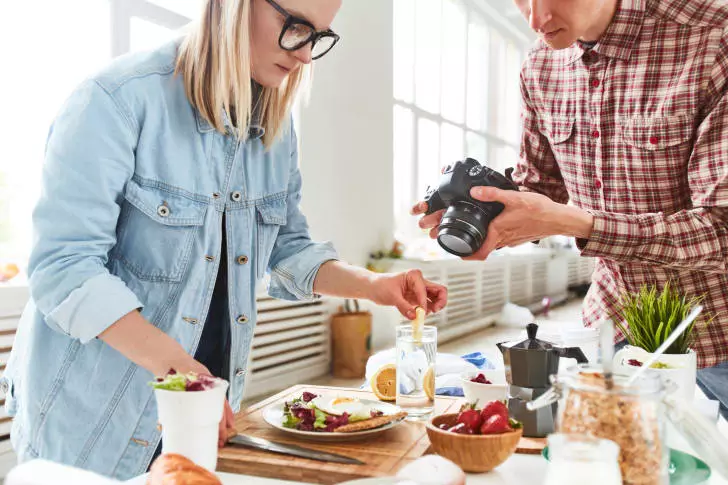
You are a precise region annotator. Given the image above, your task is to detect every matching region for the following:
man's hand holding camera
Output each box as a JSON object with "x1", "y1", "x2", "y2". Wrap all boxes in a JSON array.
[{"x1": 411, "y1": 160, "x2": 595, "y2": 261}]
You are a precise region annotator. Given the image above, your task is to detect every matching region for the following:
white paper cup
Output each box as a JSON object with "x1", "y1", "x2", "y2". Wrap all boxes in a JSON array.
[{"x1": 154, "y1": 380, "x2": 229, "y2": 472}]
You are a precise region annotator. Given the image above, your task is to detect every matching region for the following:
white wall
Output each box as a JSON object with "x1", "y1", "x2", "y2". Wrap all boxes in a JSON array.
[{"x1": 298, "y1": 0, "x2": 394, "y2": 268}]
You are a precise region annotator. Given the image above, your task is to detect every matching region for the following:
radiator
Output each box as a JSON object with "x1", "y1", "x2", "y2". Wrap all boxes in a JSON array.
[{"x1": 243, "y1": 292, "x2": 335, "y2": 400}]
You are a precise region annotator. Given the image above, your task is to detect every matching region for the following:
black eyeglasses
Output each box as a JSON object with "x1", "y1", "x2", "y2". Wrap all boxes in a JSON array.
[{"x1": 264, "y1": 0, "x2": 340, "y2": 60}]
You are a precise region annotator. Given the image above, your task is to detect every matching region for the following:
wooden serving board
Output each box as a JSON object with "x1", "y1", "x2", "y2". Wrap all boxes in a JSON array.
[
  {"x1": 515, "y1": 436, "x2": 547, "y2": 455},
  {"x1": 217, "y1": 385, "x2": 462, "y2": 484}
]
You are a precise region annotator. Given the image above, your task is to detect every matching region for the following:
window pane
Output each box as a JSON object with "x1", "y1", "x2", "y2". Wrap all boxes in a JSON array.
[
  {"x1": 466, "y1": 132, "x2": 488, "y2": 165},
  {"x1": 0, "y1": 0, "x2": 111, "y2": 268},
  {"x1": 415, "y1": 0, "x2": 442, "y2": 114},
  {"x1": 394, "y1": 106, "x2": 415, "y2": 236},
  {"x1": 394, "y1": 0, "x2": 415, "y2": 103},
  {"x1": 417, "y1": 118, "x2": 441, "y2": 198},
  {"x1": 499, "y1": 41, "x2": 523, "y2": 144},
  {"x1": 130, "y1": 16, "x2": 176, "y2": 52},
  {"x1": 145, "y1": 0, "x2": 204, "y2": 19},
  {"x1": 440, "y1": 123, "x2": 464, "y2": 169},
  {"x1": 490, "y1": 143, "x2": 519, "y2": 173},
  {"x1": 466, "y1": 15, "x2": 489, "y2": 131},
  {"x1": 491, "y1": 29, "x2": 508, "y2": 140},
  {"x1": 441, "y1": 0, "x2": 466, "y2": 123}
]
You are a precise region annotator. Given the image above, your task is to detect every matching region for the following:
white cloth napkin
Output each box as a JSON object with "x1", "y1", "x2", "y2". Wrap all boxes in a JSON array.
[{"x1": 365, "y1": 350, "x2": 495, "y2": 395}]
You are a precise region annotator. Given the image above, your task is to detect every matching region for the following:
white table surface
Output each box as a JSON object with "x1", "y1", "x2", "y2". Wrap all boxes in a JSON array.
[{"x1": 126, "y1": 389, "x2": 728, "y2": 485}]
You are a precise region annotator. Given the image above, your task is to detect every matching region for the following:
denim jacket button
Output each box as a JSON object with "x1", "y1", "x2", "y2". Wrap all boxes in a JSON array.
[
  {"x1": 237, "y1": 255, "x2": 249, "y2": 265},
  {"x1": 231, "y1": 191, "x2": 242, "y2": 202},
  {"x1": 157, "y1": 205, "x2": 170, "y2": 217},
  {"x1": 235, "y1": 368, "x2": 246, "y2": 377},
  {"x1": 236, "y1": 315, "x2": 248, "y2": 324}
]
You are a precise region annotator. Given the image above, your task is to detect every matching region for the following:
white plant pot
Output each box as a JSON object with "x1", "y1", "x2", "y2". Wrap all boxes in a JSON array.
[{"x1": 613, "y1": 345, "x2": 697, "y2": 402}]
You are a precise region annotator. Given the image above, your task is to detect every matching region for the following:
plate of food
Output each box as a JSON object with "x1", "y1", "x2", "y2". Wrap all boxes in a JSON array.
[{"x1": 263, "y1": 391, "x2": 409, "y2": 442}]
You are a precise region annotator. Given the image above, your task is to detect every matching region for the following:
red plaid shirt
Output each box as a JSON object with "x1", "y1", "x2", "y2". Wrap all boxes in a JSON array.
[{"x1": 514, "y1": 0, "x2": 728, "y2": 368}]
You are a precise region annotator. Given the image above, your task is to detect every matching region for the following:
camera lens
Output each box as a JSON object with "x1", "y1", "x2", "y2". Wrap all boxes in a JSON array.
[{"x1": 437, "y1": 203, "x2": 492, "y2": 256}]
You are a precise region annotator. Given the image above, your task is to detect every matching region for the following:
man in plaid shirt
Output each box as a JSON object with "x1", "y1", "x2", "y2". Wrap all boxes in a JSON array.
[{"x1": 415, "y1": 0, "x2": 728, "y2": 418}]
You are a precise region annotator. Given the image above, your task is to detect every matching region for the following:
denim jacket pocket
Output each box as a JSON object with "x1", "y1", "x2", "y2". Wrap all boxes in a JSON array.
[
  {"x1": 113, "y1": 180, "x2": 208, "y2": 282},
  {"x1": 255, "y1": 200, "x2": 287, "y2": 280}
]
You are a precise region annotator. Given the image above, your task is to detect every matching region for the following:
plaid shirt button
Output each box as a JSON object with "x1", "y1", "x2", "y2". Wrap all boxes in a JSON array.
[
  {"x1": 649, "y1": 136, "x2": 659, "y2": 145},
  {"x1": 592, "y1": 130, "x2": 600, "y2": 139},
  {"x1": 591, "y1": 78, "x2": 601, "y2": 88},
  {"x1": 595, "y1": 179, "x2": 603, "y2": 189}
]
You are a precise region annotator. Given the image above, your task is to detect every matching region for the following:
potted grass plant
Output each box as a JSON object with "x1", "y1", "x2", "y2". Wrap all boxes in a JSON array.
[{"x1": 612, "y1": 282, "x2": 707, "y2": 401}]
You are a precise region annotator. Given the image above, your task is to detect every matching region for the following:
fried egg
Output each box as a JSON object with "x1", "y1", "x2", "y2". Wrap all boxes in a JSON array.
[{"x1": 311, "y1": 395, "x2": 374, "y2": 420}]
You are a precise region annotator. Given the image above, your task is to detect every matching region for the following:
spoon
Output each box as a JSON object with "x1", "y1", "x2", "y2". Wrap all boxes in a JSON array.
[
  {"x1": 625, "y1": 305, "x2": 703, "y2": 386},
  {"x1": 600, "y1": 319, "x2": 615, "y2": 390}
]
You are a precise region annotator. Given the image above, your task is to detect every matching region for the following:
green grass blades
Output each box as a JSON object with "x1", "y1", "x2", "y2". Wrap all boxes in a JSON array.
[{"x1": 614, "y1": 282, "x2": 706, "y2": 354}]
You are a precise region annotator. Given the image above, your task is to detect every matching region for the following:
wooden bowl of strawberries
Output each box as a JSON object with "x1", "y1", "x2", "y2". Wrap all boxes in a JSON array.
[{"x1": 426, "y1": 401, "x2": 523, "y2": 473}]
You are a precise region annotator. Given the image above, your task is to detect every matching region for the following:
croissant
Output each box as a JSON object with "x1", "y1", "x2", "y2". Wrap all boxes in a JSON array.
[{"x1": 147, "y1": 453, "x2": 222, "y2": 485}]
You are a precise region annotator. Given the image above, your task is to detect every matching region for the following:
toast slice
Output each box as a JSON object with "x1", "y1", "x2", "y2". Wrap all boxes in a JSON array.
[{"x1": 333, "y1": 412, "x2": 409, "y2": 433}]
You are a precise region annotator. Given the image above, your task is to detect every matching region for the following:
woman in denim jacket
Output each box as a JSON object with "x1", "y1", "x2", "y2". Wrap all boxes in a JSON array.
[{"x1": 2, "y1": 0, "x2": 447, "y2": 479}]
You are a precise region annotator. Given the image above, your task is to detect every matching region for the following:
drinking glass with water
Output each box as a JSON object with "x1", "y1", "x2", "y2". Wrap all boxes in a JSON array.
[{"x1": 396, "y1": 324, "x2": 437, "y2": 421}]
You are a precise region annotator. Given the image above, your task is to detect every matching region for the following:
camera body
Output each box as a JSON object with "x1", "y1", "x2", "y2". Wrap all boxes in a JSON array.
[{"x1": 424, "y1": 158, "x2": 519, "y2": 257}]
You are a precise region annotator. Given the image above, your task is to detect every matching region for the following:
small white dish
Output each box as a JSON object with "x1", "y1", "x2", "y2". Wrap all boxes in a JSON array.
[{"x1": 460, "y1": 370, "x2": 508, "y2": 405}]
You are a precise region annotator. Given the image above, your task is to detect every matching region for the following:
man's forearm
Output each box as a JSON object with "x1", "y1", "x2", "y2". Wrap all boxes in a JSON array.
[
  {"x1": 550, "y1": 203, "x2": 595, "y2": 239},
  {"x1": 573, "y1": 207, "x2": 728, "y2": 272},
  {"x1": 99, "y1": 310, "x2": 207, "y2": 377}
]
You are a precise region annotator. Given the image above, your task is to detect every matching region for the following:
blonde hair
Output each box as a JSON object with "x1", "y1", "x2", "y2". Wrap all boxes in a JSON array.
[{"x1": 176, "y1": 0, "x2": 308, "y2": 146}]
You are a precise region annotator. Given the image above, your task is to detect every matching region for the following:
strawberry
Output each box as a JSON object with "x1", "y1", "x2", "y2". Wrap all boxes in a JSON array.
[
  {"x1": 480, "y1": 400, "x2": 509, "y2": 422},
  {"x1": 480, "y1": 414, "x2": 512, "y2": 435},
  {"x1": 456, "y1": 403, "x2": 482, "y2": 432}
]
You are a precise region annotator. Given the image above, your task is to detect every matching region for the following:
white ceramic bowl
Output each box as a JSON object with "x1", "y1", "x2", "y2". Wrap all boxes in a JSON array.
[{"x1": 460, "y1": 370, "x2": 508, "y2": 406}]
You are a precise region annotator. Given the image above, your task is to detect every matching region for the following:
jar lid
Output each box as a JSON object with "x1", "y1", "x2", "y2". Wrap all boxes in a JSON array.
[
  {"x1": 557, "y1": 363, "x2": 665, "y2": 396},
  {"x1": 664, "y1": 396, "x2": 728, "y2": 478}
]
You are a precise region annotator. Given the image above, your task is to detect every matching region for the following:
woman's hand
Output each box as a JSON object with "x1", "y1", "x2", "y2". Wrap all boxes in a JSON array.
[
  {"x1": 168, "y1": 361, "x2": 236, "y2": 448},
  {"x1": 367, "y1": 269, "x2": 448, "y2": 319},
  {"x1": 219, "y1": 400, "x2": 236, "y2": 448}
]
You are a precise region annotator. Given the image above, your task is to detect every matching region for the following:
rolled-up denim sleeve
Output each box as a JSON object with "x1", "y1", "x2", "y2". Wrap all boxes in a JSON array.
[
  {"x1": 28, "y1": 79, "x2": 143, "y2": 344},
  {"x1": 267, "y1": 125, "x2": 339, "y2": 301}
]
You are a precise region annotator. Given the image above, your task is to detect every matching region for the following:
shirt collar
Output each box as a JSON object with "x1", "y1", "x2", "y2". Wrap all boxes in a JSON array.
[
  {"x1": 195, "y1": 95, "x2": 266, "y2": 141},
  {"x1": 563, "y1": 0, "x2": 646, "y2": 65}
]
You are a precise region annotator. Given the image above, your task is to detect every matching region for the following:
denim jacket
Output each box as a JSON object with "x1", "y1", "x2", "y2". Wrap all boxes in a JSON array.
[{"x1": 1, "y1": 40, "x2": 337, "y2": 480}]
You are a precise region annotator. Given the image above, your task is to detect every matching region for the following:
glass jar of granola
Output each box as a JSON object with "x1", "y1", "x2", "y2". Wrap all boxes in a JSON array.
[{"x1": 530, "y1": 364, "x2": 668, "y2": 485}]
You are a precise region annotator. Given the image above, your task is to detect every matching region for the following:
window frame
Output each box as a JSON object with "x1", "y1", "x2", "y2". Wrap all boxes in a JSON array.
[
  {"x1": 0, "y1": 0, "x2": 196, "y2": 297},
  {"x1": 393, "y1": 0, "x2": 533, "y2": 246}
]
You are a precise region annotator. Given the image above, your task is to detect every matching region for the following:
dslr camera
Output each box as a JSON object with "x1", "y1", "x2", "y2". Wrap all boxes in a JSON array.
[{"x1": 423, "y1": 158, "x2": 519, "y2": 257}]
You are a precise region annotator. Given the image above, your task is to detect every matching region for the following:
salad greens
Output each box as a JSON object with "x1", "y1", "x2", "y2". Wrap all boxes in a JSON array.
[
  {"x1": 282, "y1": 392, "x2": 384, "y2": 432},
  {"x1": 149, "y1": 368, "x2": 221, "y2": 392}
]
